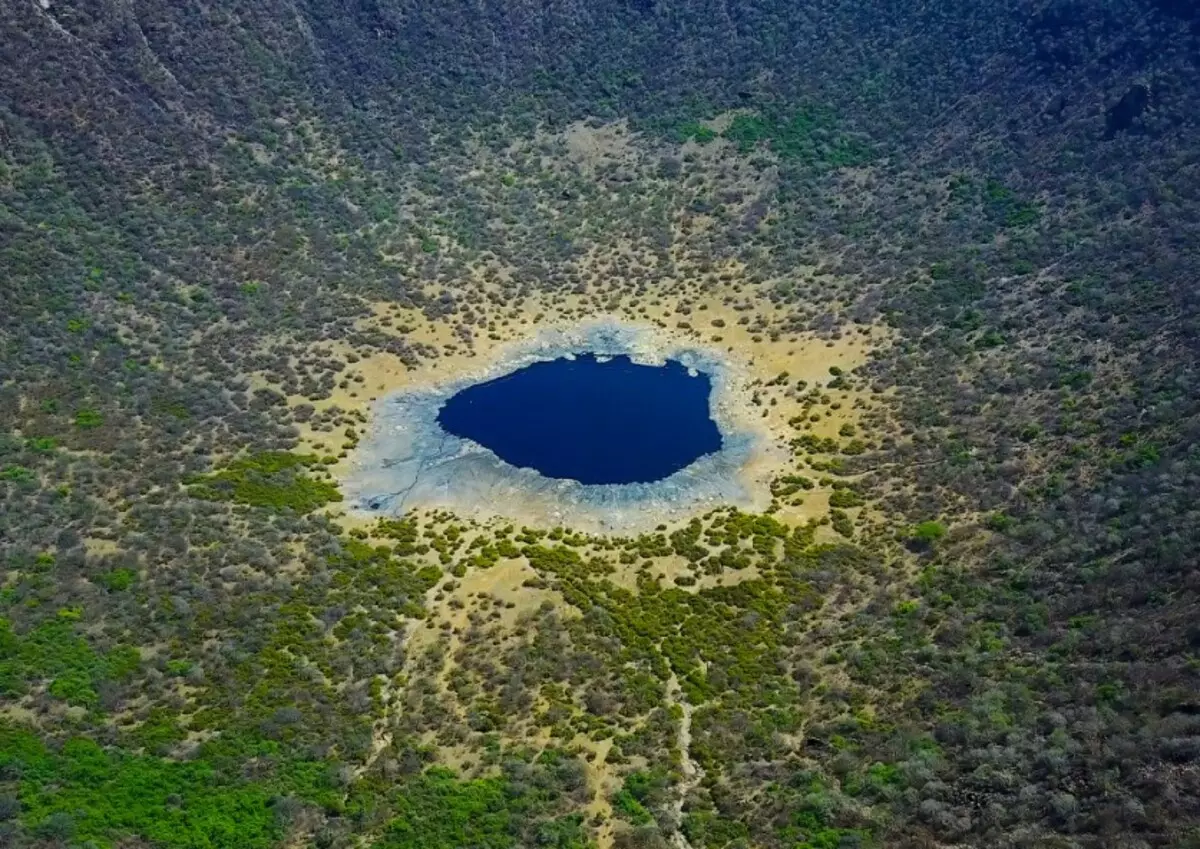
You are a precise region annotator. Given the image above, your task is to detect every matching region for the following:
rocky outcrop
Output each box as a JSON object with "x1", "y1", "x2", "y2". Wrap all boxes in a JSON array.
[{"x1": 1106, "y1": 83, "x2": 1150, "y2": 135}]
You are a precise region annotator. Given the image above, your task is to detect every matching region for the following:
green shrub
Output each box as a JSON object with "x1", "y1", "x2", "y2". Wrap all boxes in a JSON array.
[
  {"x1": 188, "y1": 451, "x2": 342, "y2": 513},
  {"x1": 828, "y1": 489, "x2": 864, "y2": 509},
  {"x1": 74, "y1": 409, "x2": 103, "y2": 428},
  {"x1": 0, "y1": 618, "x2": 140, "y2": 704},
  {"x1": 612, "y1": 771, "x2": 664, "y2": 827},
  {"x1": 910, "y1": 521, "x2": 947, "y2": 546},
  {"x1": 375, "y1": 766, "x2": 565, "y2": 849},
  {"x1": 100, "y1": 568, "x2": 137, "y2": 591},
  {"x1": 1, "y1": 727, "x2": 282, "y2": 849},
  {"x1": 0, "y1": 465, "x2": 35, "y2": 483},
  {"x1": 674, "y1": 121, "x2": 717, "y2": 144},
  {"x1": 829, "y1": 509, "x2": 854, "y2": 538}
]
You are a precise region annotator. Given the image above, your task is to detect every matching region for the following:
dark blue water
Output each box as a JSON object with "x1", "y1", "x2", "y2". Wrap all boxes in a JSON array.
[{"x1": 436, "y1": 354, "x2": 723, "y2": 484}]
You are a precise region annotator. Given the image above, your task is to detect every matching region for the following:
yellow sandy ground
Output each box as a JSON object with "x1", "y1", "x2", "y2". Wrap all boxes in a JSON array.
[{"x1": 305, "y1": 291, "x2": 884, "y2": 529}]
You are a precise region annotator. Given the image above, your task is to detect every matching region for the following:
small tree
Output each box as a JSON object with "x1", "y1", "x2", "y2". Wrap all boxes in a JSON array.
[{"x1": 908, "y1": 520, "x2": 947, "y2": 551}]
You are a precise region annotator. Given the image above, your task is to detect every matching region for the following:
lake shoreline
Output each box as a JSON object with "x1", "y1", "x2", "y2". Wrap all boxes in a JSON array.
[{"x1": 340, "y1": 318, "x2": 786, "y2": 532}]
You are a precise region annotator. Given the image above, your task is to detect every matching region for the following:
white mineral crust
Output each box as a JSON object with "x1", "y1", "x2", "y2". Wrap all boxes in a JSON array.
[{"x1": 341, "y1": 319, "x2": 781, "y2": 532}]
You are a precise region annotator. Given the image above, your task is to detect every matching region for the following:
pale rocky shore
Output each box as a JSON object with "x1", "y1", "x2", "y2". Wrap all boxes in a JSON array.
[{"x1": 340, "y1": 318, "x2": 786, "y2": 532}]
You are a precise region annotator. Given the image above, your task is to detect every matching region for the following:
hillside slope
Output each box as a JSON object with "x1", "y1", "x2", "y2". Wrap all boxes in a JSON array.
[{"x1": 1, "y1": 1, "x2": 1198, "y2": 847}]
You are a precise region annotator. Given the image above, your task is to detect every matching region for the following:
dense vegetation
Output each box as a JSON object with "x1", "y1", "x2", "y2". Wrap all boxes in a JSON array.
[{"x1": 2, "y1": 0, "x2": 1199, "y2": 847}]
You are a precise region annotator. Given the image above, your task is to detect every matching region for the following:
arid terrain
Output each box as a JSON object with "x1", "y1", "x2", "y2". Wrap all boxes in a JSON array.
[{"x1": 2, "y1": 1, "x2": 1199, "y2": 847}]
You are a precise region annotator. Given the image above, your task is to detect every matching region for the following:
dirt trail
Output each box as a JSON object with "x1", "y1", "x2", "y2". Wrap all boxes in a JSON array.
[{"x1": 668, "y1": 676, "x2": 703, "y2": 849}]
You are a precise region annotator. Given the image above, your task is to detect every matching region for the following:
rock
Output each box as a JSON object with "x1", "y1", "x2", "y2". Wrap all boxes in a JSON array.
[
  {"x1": 1043, "y1": 93, "x2": 1067, "y2": 119},
  {"x1": 1106, "y1": 84, "x2": 1150, "y2": 137}
]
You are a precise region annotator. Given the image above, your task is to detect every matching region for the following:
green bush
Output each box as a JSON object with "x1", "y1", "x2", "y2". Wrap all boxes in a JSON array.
[
  {"x1": 0, "y1": 465, "x2": 35, "y2": 483},
  {"x1": 828, "y1": 489, "x2": 864, "y2": 509},
  {"x1": 829, "y1": 509, "x2": 855, "y2": 538},
  {"x1": 188, "y1": 451, "x2": 342, "y2": 513},
  {"x1": 375, "y1": 765, "x2": 584, "y2": 849},
  {"x1": 722, "y1": 108, "x2": 870, "y2": 168},
  {"x1": 0, "y1": 618, "x2": 140, "y2": 705},
  {"x1": 612, "y1": 770, "x2": 664, "y2": 827},
  {"x1": 73, "y1": 409, "x2": 103, "y2": 428},
  {"x1": 100, "y1": 568, "x2": 137, "y2": 591},
  {"x1": 1, "y1": 727, "x2": 282, "y2": 849},
  {"x1": 907, "y1": 521, "x2": 947, "y2": 551}
]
